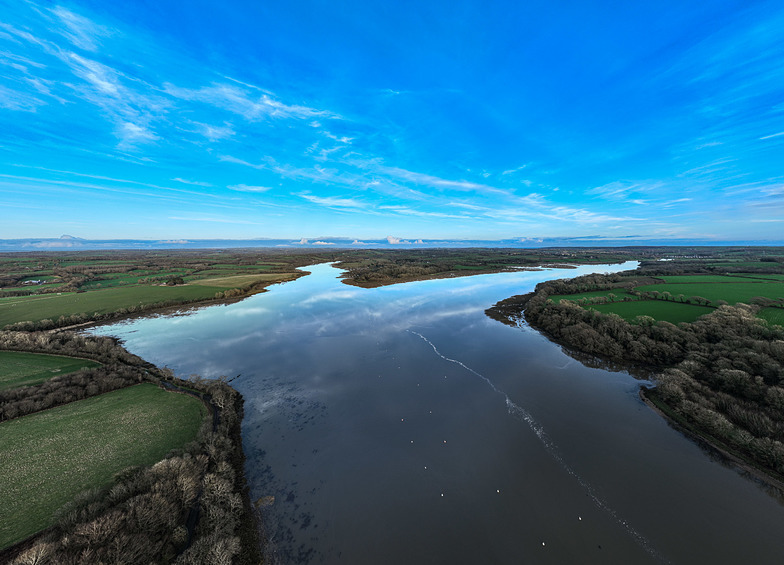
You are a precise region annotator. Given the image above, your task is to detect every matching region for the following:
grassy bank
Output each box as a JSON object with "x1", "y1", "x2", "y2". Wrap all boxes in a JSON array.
[
  {"x1": 0, "y1": 351, "x2": 100, "y2": 391},
  {"x1": 0, "y1": 383, "x2": 205, "y2": 549}
]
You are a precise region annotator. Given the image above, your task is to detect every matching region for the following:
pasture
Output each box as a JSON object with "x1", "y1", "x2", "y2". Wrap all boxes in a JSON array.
[
  {"x1": 0, "y1": 351, "x2": 100, "y2": 391},
  {"x1": 0, "y1": 383, "x2": 206, "y2": 549},
  {"x1": 556, "y1": 273, "x2": 784, "y2": 324},
  {"x1": 638, "y1": 281, "x2": 784, "y2": 306},
  {"x1": 588, "y1": 300, "x2": 715, "y2": 324},
  {"x1": 191, "y1": 272, "x2": 297, "y2": 288},
  {"x1": 549, "y1": 289, "x2": 639, "y2": 303},
  {"x1": 0, "y1": 284, "x2": 224, "y2": 327},
  {"x1": 759, "y1": 307, "x2": 784, "y2": 327}
]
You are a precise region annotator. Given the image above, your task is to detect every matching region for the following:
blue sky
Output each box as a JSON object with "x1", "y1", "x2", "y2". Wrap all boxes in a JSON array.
[{"x1": 1, "y1": 1, "x2": 783, "y2": 243}]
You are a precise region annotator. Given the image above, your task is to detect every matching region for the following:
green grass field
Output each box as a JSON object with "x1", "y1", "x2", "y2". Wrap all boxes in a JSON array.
[
  {"x1": 552, "y1": 273, "x2": 784, "y2": 324},
  {"x1": 0, "y1": 383, "x2": 206, "y2": 549},
  {"x1": 190, "y1": 272, "x2": 296, "y2": 288},
  {"x1": 744, "y1": 274, "x2": 784, "y2": 281},
  {"x1": 0, "y1": 284, "x2": 224, "y2": 327},
  {"x1": 759, "y1": 307, "x2": 784, "y2": 327},
  {"x1": 550, "y1": 289, "x2": 639, "y2": 302},
  {"x1": 588, "y1": 300, "x2": 715, "y2": 324},
  {"x1": 656, "y1": 275, "x2": 767, "y2": 284},
  {"x1": 638, "y1": 281, "x2": 784, "y2": 306},
  {"x1": 0, "y1": 351, "x2": 100, "y2": 390}
]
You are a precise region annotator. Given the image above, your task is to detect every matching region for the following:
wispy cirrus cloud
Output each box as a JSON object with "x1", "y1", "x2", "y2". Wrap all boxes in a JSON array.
[
  {"x1": 42, "y1": 50, "x2": 167, "y2": 147},
  {"x1": 163, "y1": 82, "x2": 339, "y2": 122},
  {"x1": 228, "y1": 184, "x2": 272, "y2": 193},
  {"x1": 50, "y1": 6, "x2": 111, "y2": 52},
  {"x1": 587, "y1": 180, "x2": 662, "y2": 200},
  {"x1": 168, "y1": 216, "x2": 260, "y2": 224},
  {"x1": 172, "y1": 178, "x2": 212, "y2": 187},
  {"x1": 219, "y1": 155, "x2": 266, "y2": 170},
  {"x1": 377, "y1": 205, "x2": 465, "y2": 219},
  {"x1": 378, "y1": 166, "x2": 514, "y2": 197},
  {"x1": 0, "y1": 84, "x2": 45, "y2": 111},
  {"x1": 299, "y1": 193, "x2": 367, "y2": 209},
  {"x1": 501, "y1": 164, "x2": 529, "y2": 175}
]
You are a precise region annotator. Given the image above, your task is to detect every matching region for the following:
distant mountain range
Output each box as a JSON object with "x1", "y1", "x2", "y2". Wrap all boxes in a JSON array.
[{"x1": 0, "y1": 236, "x2": 782, "y2": 252}]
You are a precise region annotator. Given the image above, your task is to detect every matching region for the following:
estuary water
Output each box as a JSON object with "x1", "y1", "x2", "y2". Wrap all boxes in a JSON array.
[{"x1": 95, "y1": 262, "x2": 784, "y2": 564}]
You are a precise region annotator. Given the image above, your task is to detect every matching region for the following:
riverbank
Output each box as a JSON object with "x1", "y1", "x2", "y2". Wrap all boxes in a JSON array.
[
  {"x1": 0, "y1": 331, "x2": 263, "y2": 563},
  {"x1": 640, "y1": 388, "x2": 784, "y2": 495},
  {"x1": 486, "y1": 268, "x2": 784, "y2": 489}
]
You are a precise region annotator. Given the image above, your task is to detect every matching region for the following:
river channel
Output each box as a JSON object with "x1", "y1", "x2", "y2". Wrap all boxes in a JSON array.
[{"x1": 95, "y1": 262, "x2": 784, "y2": 564}]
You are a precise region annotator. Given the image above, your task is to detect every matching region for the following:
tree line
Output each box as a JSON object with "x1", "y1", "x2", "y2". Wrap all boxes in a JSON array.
[
  {"x1": 487, "y1": 272, "x2": 784, "y2": 480},
  {"x1": 0, "y1": 332, "x2": 262, "y2": 565}
]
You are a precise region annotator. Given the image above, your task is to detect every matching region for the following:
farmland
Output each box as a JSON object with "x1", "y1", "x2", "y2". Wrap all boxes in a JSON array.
[
  {"x1": 0, "y1": 248, "x2": 655, "y2": 328},
  {"x1": 549, "y1": 268, "x2": 784, "y2": 326},
  {"x1": 639, "y1": 281, "x2": 784, "y2": 306},
  {"x1": 759, "y1": 307, "x2": 784, "y2": 326},
  {"x1": 588, "y1": 300, "x2": 714, "y2": 324},
  {"x1": 0, "y1": 351, "x2": 100, "y2": 391},
  {"x1": 0, "y1": 383, "x2": 205, "y2": 549},
  {"x1": 0, "y1": 284, "x2": 226, "y2": 327},
  {"x1": 0, "y1": 250, "x2": 327, "y2": 329}
]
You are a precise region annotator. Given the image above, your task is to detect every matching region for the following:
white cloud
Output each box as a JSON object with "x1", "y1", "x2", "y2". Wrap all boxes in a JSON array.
[
  {"x1": 313, "y1": 241, "x2": 334, "y2": 245},
  {"x1": 378, "y1": 205, "x2": 464, "y2": 219},
  {"x1": 299, "y1": 193, "x2": 366, "y2": 209},
  {"x1": 168, "y1": 216, "x2": 258, "y2": 224},
  {"x1": 117, "y1": 121, "x2": 158, "y2": 146},
  {"x1": 219, "y1": 155, "x2": 266, "y2": 170},
  {"x1": 0, "y1": 50, "x2": 46, "y2": 69},
  {"x1": 516, "y1": 192, "x2": 546, "y2": 206},
  {"x1": 57, "y1": 52, "x2": 168, "y2": 147},
  {"x1": 0, "y1": 85, "x2": 45, "y2": 111},
  {"x1": 380, "y1": 166, "x2": 514, "y2": 196},
  {"x1": 51, "y1": 6, "x2": 111, "y2": 52},
  {"x1": 193, "y1": 122, "x2": 235, "y2": 141},
  {"x1": 502, "y1": 164, "x2": 528, "y2": 175},
  {"x1": 163, "y1": 82, "x2": 339, "y2": 122},
  {"x1": 386, "y1": 236, "x2": 406, "y2": 244},
  {"x1": 587, "y1": 180, "x2": 660, "y2": 200},
  {"x1": 228, "y1": 184, "x2": 272, "y2": 193},
  {"x1": 172, "y1": 178, "x2": 211, "y2": 186},
  {"x1": 662, "y1": 198, "x2": 692, "y2": 208}
]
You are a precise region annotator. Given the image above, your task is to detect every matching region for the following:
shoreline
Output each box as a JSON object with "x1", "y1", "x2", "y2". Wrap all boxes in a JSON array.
[
  {"x1": 339, "y1": 262, "x2": 594, "y2": 289},
  {"x1": 640, "y1": 388, "x2": 784, "y2": 495},
  {"x1": 0, "y1": 337, "x2": 263, "y2": 561},
  {"x1": 485, "y1": 286, "x2": 784, "y2": 495},
  {"x1": 36, "y1": 271, "x2": 307, "y2": 334}
]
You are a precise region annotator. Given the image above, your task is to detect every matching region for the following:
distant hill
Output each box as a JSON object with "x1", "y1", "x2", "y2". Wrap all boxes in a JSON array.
[{"x1": 0, "y1": 237, "x2": 782, "y2": 252}]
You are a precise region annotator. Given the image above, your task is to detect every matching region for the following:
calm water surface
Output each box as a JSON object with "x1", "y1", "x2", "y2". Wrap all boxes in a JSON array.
[{"x1": 96, "y1": 263, "x2": 784, "y2": 564}]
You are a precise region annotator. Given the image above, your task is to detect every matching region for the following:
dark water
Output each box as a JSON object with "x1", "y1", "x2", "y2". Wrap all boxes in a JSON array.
[{"x1": 95, "y1": 263, "x2": 784, "y2": 564}]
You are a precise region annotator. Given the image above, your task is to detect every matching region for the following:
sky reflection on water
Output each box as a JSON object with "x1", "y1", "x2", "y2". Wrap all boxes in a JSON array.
[{"x1": 96, "y1": 262, "x2": 784, "y2": 565}]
